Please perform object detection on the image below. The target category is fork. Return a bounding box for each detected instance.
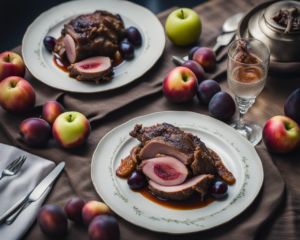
[0,156,27,180]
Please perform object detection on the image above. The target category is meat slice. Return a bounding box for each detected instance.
[68,56,113,84]
[54,10,125,63]
[139,137,194,165]
[140,156,188,186]
[148,174,214,201]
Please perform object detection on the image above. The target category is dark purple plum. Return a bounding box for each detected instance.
[127,170,146,189]
[210,181,228,199]
[119,41,134,59]
[197,79,221,104]
[37,205,68,237]
[115,14,124,24]
[19,118,51,147]
[209,92,236,120]
[188,46,201,60]
[182,60,205,83]
[88,215,120,240]
[284,88,300,125]
[64,197,85,223]
[43,36,57,52]
[125,27,142,46]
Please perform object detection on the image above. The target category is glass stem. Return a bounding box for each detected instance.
[237,111,245,130]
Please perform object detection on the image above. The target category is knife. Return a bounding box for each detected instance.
[0,162,65,224]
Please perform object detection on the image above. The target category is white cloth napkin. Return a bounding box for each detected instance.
[0,143,55,240]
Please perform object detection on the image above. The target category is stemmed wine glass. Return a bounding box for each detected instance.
[227,38,270,146]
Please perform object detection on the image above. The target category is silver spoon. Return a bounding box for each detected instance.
[177,12,245,63]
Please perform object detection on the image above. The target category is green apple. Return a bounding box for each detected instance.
[52,111,91,148]
[165,8,202,46]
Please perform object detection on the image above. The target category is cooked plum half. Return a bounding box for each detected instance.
[148,174,214,201]
[140,156,188,186]
[68,56,114,84]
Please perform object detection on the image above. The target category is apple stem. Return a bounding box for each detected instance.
[69,114,72,121]
[7,54,10,62]
[181,10,184,19]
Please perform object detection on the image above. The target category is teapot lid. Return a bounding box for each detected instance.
[264,1,300,34]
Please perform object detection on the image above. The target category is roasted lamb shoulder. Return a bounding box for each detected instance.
[54,10,125,63]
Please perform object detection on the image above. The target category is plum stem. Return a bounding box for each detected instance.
[181,10,184,19]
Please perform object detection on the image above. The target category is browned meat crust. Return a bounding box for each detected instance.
[54,10,125,62]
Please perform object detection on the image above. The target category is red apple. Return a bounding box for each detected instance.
[19,118,51,147]
[0,76,35,113]
[0,51,26,82]
[52,111,91,148]
[163,66,198,103]
[182,60,205,83]
[82,201,111,226]
[263,116,300,153]
[42,101,65,126]
[193,47,216,71]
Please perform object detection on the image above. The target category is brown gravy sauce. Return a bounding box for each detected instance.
[131,185,215,210]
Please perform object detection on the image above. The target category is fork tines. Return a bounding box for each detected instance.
[8,156,27,173]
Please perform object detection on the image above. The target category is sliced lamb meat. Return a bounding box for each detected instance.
[54,10,125,63]
[68,56,114,84]
[139,156,188,186]
[148,174,214,201]
[139,137,194,165]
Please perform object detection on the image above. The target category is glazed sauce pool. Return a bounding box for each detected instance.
[53,53,69,72]
[132,185,215,210]
[53,51,125,72]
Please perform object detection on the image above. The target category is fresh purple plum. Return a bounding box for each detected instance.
[182,60,205,83]
[188,46,200,60]
[125,27,142,46]
[210,181,228,199]
[209,92,236,120]
[197,79,221,104]
[193,47,216,71]
[127,170,146,189]
[19,118,51,147]
[115,14,124,24]
[284,88,300,125]
[43,36,57,52]
[88,215,120,240]
[119,41,134,59]
[64,197,85,223]
[37,205,68,237]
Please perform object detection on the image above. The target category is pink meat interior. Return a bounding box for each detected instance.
[79,63,101,70]
[154,164,180,180]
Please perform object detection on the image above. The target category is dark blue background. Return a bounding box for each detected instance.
[0,0,208,52]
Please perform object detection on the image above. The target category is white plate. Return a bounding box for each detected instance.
[91,111,264,234]
[22,0,165,93]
